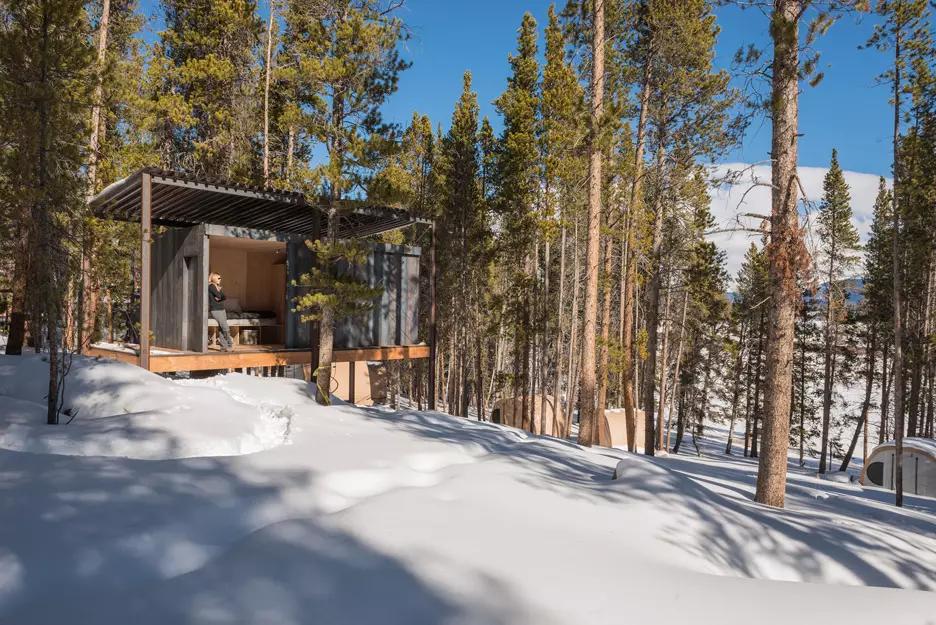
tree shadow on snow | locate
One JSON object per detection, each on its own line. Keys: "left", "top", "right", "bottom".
{"left": 355, "top": 405, "right": 936, "bottom": 593}
{"left": 0, "top": 446, "right": 528, "bottom": 625}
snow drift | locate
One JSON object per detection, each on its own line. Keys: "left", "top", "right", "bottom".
{"left": 0, "top": 354, "right": 292, "bottom": 459}
{"left": 0, "top": 352, "right": 935, "bottom": 624}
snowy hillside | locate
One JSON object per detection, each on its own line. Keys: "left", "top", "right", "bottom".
{"left": 1, "top": 353, "right": 935, "bottom": 625}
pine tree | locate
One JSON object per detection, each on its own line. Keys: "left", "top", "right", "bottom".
{"left": 494, "top": 12, "right": 540, "bottom": 433}
{"left": 816, "top": 148, "right": 860, "bottom": 472}
{"left": 0, "top": 0, "right": 93, "bottom": 424}
{"left": 148, "top": 0, "right": 262, "bottom": 179}
{"left": 864, "top": 178, "right": 894, "bottom": 443}
{"left": 863, "top": 0, "right": 932, "bottom": 507}
{"left": 542, "top": 2, "right": 585, "bottom": 437}
{"left": 293, "top": 0, "right": 409, "bottom": 404}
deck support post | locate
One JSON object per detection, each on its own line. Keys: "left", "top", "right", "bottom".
{"left": 348, "top": 361, "right": 356, "bottom": 404}
{"left": 428, "top": 220, "right": 437, "bottom": 411}
{"left": 140, "top": 172, "right": 152, "bottom": 371}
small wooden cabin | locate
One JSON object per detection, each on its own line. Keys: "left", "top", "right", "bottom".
{"left": 87, "top": 168, "right": 438, "bottom": 406}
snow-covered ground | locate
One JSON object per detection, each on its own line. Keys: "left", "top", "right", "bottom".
{"left": 1, "top": 353, "right": 935, "bottom": 624}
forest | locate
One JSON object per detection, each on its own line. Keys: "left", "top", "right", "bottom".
{"left": 0, "top": 0, "right": 934, "bottom": 510}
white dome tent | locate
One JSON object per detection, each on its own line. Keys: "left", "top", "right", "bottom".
{"left": 861, "top": 438, "right": 936, "bottom": 498}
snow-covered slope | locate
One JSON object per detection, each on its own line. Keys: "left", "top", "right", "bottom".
{"left": 0, "top": 353, "right": 292, "bottom": 458}
{"left": 0, "top": 354, "right": 934, "bottom": 624}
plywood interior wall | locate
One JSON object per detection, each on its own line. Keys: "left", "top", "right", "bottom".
{"left": 208, "top": 238, "right": 286, "bottom": 316}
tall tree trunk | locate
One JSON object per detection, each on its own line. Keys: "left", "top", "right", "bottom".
{"left": 841, "top": 329, "right": 876, "bottom": 472}
{"left": 755, "top": 0, "right": 801, "bottom": 508}
{"left": 642, "top": 148, "right": 667, "bottom": 456}
{"left": 316, "top": 89, "right": 347, "bottom": 406}
{"left": 77, "top": 0, "right": 111, "bottom": 355}
{"left": 820, "top": 243, "right": 837, "bottom": 473}
{"left": 665, "top": 290, "right": 688, "bottom": 451}
{"left": 5, "top": 227, "right": 28, "bottom": 356}
{"left": 542, "top": 238, "right": 552, "bottom": 434}
{"left": 554, "top": 225, "right": 567, "bottom": 436}
{"left": 656, "top": 278, "right": 673, "bottom": 451}
{"left": 595, "top": 228, "right": 615, "bottom": 446}
{"left": 892, "top": 18, "right": 906, "bottom": 508}
{"left": 577, "top": 0, "right": 604, "bottom": 447}
{"left": 750, "top": 309, "right": 766, "bottom": 458}
{"left": 881, "top": 338, "right": 891, "bottom": 443}
{"left": 798, "top": 299, "right": 807, "bottom": 465}
{"left": 726, "top": 318, "right": 747, "bottom": 455}
{"left": 623, "top": 53, "right": 652, "bottom": 452}
{"left": 263, "top": 0, "right": 276, "bottom": 186}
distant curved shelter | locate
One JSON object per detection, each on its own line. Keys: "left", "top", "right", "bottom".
{"left": 861, "top": 438, "right": 936, "bottom": 498}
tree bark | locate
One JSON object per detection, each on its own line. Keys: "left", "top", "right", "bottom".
{"left": 819, "top": 234, "right": 837, "bottom": 473}
{"left": 263, "top": 0, "right": 276, "bottom": 186}
{"left": 656, "top": 278, "right": 673, "bottom": 451}
{"left": 622, "top": 48, "right": 653, "bottom": 453}
{"left": 892, "top": 17, "right": 906, "bottom": 508}
{"left": 755, "top": 0, "right": 801, "bottom": 508}
{"left": 577, "top": 0, "right": 603, "bottom": 447}
{"left": 642, "top": 148, "right": 667, "bottom": 456}
{"left": 595, "top": 226, "right": 615, "bottom": 446}
{"left": 726, "top": 318, "right": 747, "bottom": 455}
{"left": 665, "top": 290, "right": 688, "bottom": 451}
{"left": 554, "top": 225, "right": 567, "bottom": 436}
{"left": 841, "top": 329, "right": 876, "bottom": 472}
{"left": 881, "top": 338, "right": 891, "bottom": 443}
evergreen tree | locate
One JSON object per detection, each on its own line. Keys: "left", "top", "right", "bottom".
{"left": 295, "top": 0, "right": 409, "bottom": 404}
{"left": 0, "top": 0, "right": 93, "bottom": 425}
{"left": 863, "top": 0, "right": 932, "bottom": 507}
{"left": 864, "top": 178, "right": 894, "bottom": 443}
{"left": 148, "top": 0, "right": 263, "bottom": 179}
{"left": 494, "top": 12, "right": 540, "bottom": 433}
{"left": 816, "top": 148, "right": 860, "bottom": 472}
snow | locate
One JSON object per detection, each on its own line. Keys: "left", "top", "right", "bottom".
{"left": 0, "top": 353, "right": 292, "bottom": 459}
{"left": 1, "top": 354, "right": 935, "bottom": 624}
{"left": 873, "top": 437, "right": 936, "bottom": 457}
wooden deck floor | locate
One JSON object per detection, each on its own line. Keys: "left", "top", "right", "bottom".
{"left": 88, "top": 343, "right": 430, "bottom": 373}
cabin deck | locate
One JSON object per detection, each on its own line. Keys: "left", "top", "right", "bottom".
{"left": 87, "top": 343, "right": 430, "bottom": 373}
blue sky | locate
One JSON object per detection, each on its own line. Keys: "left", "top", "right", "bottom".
{"left": 383, "top": 0, "right": 894, "bottom": 179}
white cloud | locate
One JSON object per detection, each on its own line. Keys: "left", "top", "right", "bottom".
{"left": 707, "top": 162, "right": 891, "bottom": 283}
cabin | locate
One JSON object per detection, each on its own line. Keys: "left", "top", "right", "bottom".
{"left": 861, "top": 438, "right": 936, "bottom": 498}
{"left": 86, "top": 167, "right": 438, "bottom": 406}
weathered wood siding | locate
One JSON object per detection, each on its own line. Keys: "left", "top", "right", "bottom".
{"left": 335, "top": 244, "right": 421, "bottom": 348}
{"left": 285, "top": 239, "right": 314, "bottom": 349}
{"left": 151, "top": 225, "right": 207, "bottom": 351}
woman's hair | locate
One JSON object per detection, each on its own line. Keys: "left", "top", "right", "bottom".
{"left": 209, "top": 272, "right": 221, "bottom": 285}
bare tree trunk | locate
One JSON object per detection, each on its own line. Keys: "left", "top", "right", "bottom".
{"left": 542, "top": 238, "right": 552, "bottom": 435}
{"left": 665, "top": 290, "right": 688, "bottom": 451}
{"left": 880, "top": 338, "right": 891, "bottom": 442}
{"left": 726, "top": 318, "right": 747, "bottom": 455}
{"left": 78, "top": 0, "right": 111, "bottom": 354}
{"left": 622, "top": 49, "right": 652, "bottom": 453}
{"left": 841, "top": 329, "right": 876, "bottom": 472}
{"left": 263, "top": 0, "right": 276, "bottom": 186}
{"left": 642, "top": 148, "right": 667, "bottom": 456}
{"left": 656, "top": 278, "right": 673, "bottom": 451}
{"left": 566, "top": 218, "right": 581, "bottom": 437}
{"left": 892, "top": 19, "right": 906, "bottom": 508}
{"left": 554, "top": 225, "right": 567, "bottom": 436}
{"left": 5, "top": 227, "right": 29, "bottom": 356}
{"left": 755, "top": 0, "right": 801, "bottom": 508}
{"left": 820, "top": 240, "right": 837, "bottom": 473}
{"left": 577, "top": 0, "right": 603, "bottom": 447}
{"left": 595, "top": 229, "right": 615, "bottom": 446}
{"left": 286, "top": 127, "right": 295, "bottom": 183}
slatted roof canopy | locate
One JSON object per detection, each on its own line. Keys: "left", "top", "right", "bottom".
{"left": 90, "top": 167, "right": 429, "bottom": 238}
